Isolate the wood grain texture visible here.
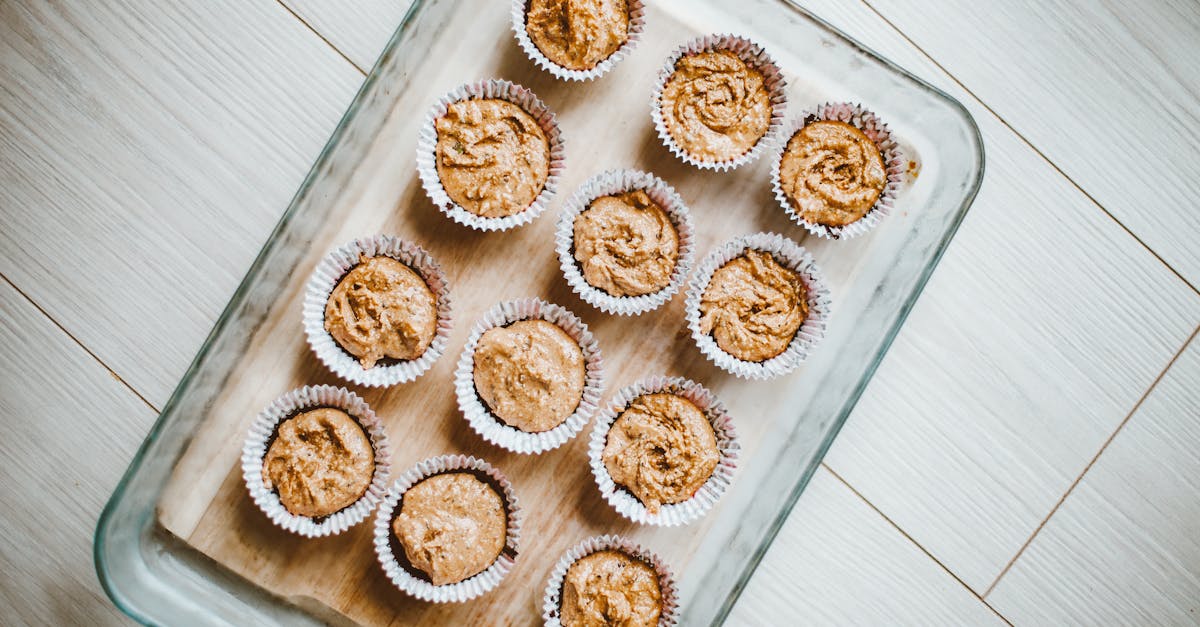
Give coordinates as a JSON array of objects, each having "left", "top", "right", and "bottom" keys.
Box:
[
  {"left": 989, "top": 332, "right": 1200, "bottom": 623},
  {"left": 800, "top": 0, "right": 1200, "bottom": 593},
  {"left": 865, "top": 0, "right": 1200, "bottom": 287},
  {"left": 0, "top": 0, "right": 362, "bottom": 408},
  {"left": 281, "top": 0, "right": 407, "bottom": 71},
  {"left": 0, "top": 279, "right": 148, "bottom": 626},
  {"left": 731, "top": 467, "right": 1006, "bottom": 626},
  {"left": 150, "top": 1, "right": 955, "bottom": 622}
]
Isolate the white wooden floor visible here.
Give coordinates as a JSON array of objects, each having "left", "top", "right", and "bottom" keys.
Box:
[{"left": 1, "top": 0, "right": 1197, "bottom": 624}]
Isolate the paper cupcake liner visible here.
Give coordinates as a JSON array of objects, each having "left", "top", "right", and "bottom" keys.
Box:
[
  {"left": 555, "top": 169, "right": 695, "bottom": 315},
  {"left": 588, "top": 376, "right": 739, "bottom": 526},
  {"left": 770, "top": 102, "right": 905, "bottom": 239},
  {"left": 373, "top": 455, "right": 522, "bottom": 603},
  {"left": 511, "top": 0, "right": 646, "bottom": 82},
  {"left": 455, "top": 298, "right": 605, "bottom": 454},
  {"left": 542, "top": 535, "right": 679, "bottom": 626},
  {"left": 416, "top": 79, "right": 565, "bottom": 231},
  {"left": 650, "top": 34, "right": 788, "bottom": 171},
  {"left": 303, "top": 235, "right": 453, "bottom": 388},
  {"left": 685, "top": 232, "right": 831, "bottom": 379},
  {"left": 242, "top": 385, "right": 392, "bottom": 538}
]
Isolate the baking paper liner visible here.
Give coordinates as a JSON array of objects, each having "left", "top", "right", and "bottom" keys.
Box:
[
  {"left": 685, "top": 232, "right": 831, "bottom": 379},
  {"left": 650, "top": 34, "right": 788, "bottom": 171},
  {"left": 416, "top": 79, "right": 565, "bottom": 231},
  {"left": 770, "top": 102, "right": 904, "bottom": 239},
  {"left": 242, "top": 385, "right": 392, "bottom": 537},
  {"left": 303, "top": 234, "right": 452, "bottom": 388},
  {"left": 373, "top": 455, "right": 522, "bottom": 603},
  {"left": 588, "top": 376, "right": 739, "bottom": 526},
  {"left": 555, "top": 169, "right": 695, "bottom": 315},
  {"left": 455, "top": 298, "right": 605, "bottom": 454},
  {"left": 511, "top": 0, "right": 646, "bottom": 82},
  {"left": 542, "top": 535, "right": 679, "bottom": 626}
]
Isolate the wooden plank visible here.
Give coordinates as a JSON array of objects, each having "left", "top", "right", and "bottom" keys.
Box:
[
  {"left": 148, "top": 0, "right": 970, "bottom": 622},
  {"left": 281, "top": 0, "right": 407, "bottom": 71},
  {"left": 0, "top": 0, "right": 363, "bottom": 407},
  {"left": 800, "top": 0, "right": 1200, "bottom": 593},
  {"left": 732, "top": 467, "right": 1007, "bottom": 625},
  {"left": 989, "top": 332, "right": 1200, "bottom": 623},
  {"left": 865, "top": 0, "right": 1200, "bottom": 287},
  {"left": 0, "top": 279, "right": 153, "bottom": 625}
]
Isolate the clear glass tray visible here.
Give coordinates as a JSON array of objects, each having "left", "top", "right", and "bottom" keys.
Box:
[{"left": 95, "top": 0, "right": 982, "bottom": 624}]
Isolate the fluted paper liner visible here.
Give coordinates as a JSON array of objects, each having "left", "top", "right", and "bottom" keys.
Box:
[
  {"left": 650, "top": 34, "right": 787, "bottom": 171},
  {"left": 373, "top": 455, "right": 522, "bottom": 603},
  {"left": 542, "top": 535, "right": 679, "bottom": 626},
  {"left": 417, "top": 79, "right": 565, "bottom": 231},
  {"left": 511, "top": 0, "right": 647, "bottom": 82},
  {"left": 242, "top": 385, "right": 392, "bottom": 538},
  {"left": 588, "top": 376, "right": 739, "bottom": 526},
  {"left": 555, "top": 169, "right": 695, "bottom": 315},
  {"left": 303, "top": 234, "right": 452, "bottom": 387},
  {"left": 685, "top": 232, "right": 831, "bottom": 379},
  {"left": 455, "top": 298, "right": 605, "bottom": 454},
  {"left": 770, "top": 102, "right": 904, "bottom": 239}
]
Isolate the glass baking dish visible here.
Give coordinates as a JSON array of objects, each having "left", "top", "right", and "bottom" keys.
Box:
[{"left": 95, "top": 0, "right": 983, "bottom": 624}]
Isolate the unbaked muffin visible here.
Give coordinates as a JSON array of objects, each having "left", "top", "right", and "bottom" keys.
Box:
[
  {"left": 698, "top": 249, "right": 807, "bottom": 362},
  {"left": 392, "top": 472, "right": 508, "bottom": 586},
  {"left": 324, "top": 254, "right": 438, "bottom": 369}
]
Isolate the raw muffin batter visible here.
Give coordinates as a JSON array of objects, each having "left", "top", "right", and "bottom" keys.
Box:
[
  {"left": 573, "top": 190, "right": 679, "bottom": 297},
  {"left": 602, "top": 392, "right": 719, "bottom": 513},
  {"left": 526, "top": 0, "right": 630, "bottom": 71},
  {"left": 392, "top": 472, "right": 507, "bottom": 586},
  {"left": 698, "top": 249, "right": 807, "bottom": 362},
  {"left": 262, "top": 408, "right": 374, "bottom": 518},
  {"left": 660, "top": 50, "right": 771, "bottom": 163},
  {"left": 435, "top": 98, "right": 550, "bottom": 218},
  {"left": 473, "top": 319, "right": 586, "bottom": 432},
  {"left": 560, "top": 550, "right": 662, "bottom": 627},
  {"left": 779, "top": 119, "right": 887, "bottom": 227},
  {"left": 324, "top": 255, "right": 438, "bottom": 369}
]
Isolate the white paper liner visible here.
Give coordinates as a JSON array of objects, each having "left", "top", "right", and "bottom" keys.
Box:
[
  {"left": 416, "top": 79, "right": 565, "bottom": 231},
  {"left": 542, "top": 535, "right": 679, "bottom": 626},
  {"left": 770, "top": 102, "right": 904, "bottom": 239},
  {"left": 650, "top": 34, "right": 788, "bottom": 171},
  {"left": 455, "top": 298, "right": 605, "bottom": 454},
  {"left": 373, "top": 455, "right": 522, "bottom": 603},
  {"left": 241, "top": 385, "right": 392, "bottom": 538},
  {"left": 555, "top": 169, "right": 695, "bottom": 316},
  {"left": 510, "top": 0, "right": 647, "bottom": 82},
  {"left": 588, "top": 376, "right": 739, "bottom": 526},
  {"left": 303, "top": 235, "right": 453, "bottom": 388},
  {"left": 685, "top": 232, "right": 831, "bottom": 379}
]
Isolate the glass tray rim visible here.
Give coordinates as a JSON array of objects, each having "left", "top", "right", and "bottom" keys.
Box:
[{"left": 95, "top": 0, "right": 985, "bottom": 623}]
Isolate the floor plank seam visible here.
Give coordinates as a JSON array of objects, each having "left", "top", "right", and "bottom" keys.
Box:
[
  {"left": 821, "top": 462, "right": 1014, "bottom": 626},
  {"left": 981, "top": 322, "right": 1200, "bottom": 598},
  {"left": 0, "top": 272, "right": 161, "bottom": 414},
  {"left": 274, "top": 0, "right": 367, "bottom": 76},
  {"left": 858, "top": 0, "right": 1199, "bottom": 296}
]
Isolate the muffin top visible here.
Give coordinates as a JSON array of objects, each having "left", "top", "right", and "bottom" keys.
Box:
[
  {"left": 560, "top": 550, "right": 662, "bottom": 627},
  {"left": 392, "top": 472, "right": 507, "bottom": 586},
  {"left": 699, "top": 249, "right": 807, "bottom": 362},
  {"left": 262, "top": 408, "right": 374, "bottom": 518},
  {"left": 602, "top": 392, "right": 719, "bottom": 513},
  {"left": 659, "top": 50, "right": 771, "bottom": 163},
  {"left": 573, "top": 190, "right": 679, "bottom": 297},
  {"left": 324, "top": 254, "right": 438, "bottom": 369},
  {"left": 473, "top": 319, "right": 586, "bottom": 433},
  {"left": 526, "top": 0, "right": 630, "bottom": 71},
  {"left": 780, "top": 120, "right": 887, "bottom": 227},
  {"left": 435, "top": 98, "right": 550, "bottom": 218}
]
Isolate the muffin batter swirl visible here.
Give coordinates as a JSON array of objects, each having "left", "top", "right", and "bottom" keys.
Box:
[
  {"left": 435, "top": 98, "right": 550, "bottom": 218},
  {"left": 660, "top": 50, "right": 772, "bottom": 162},
  {"left": 779, "top": 120, "right": 887, "bottom": 227}
]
